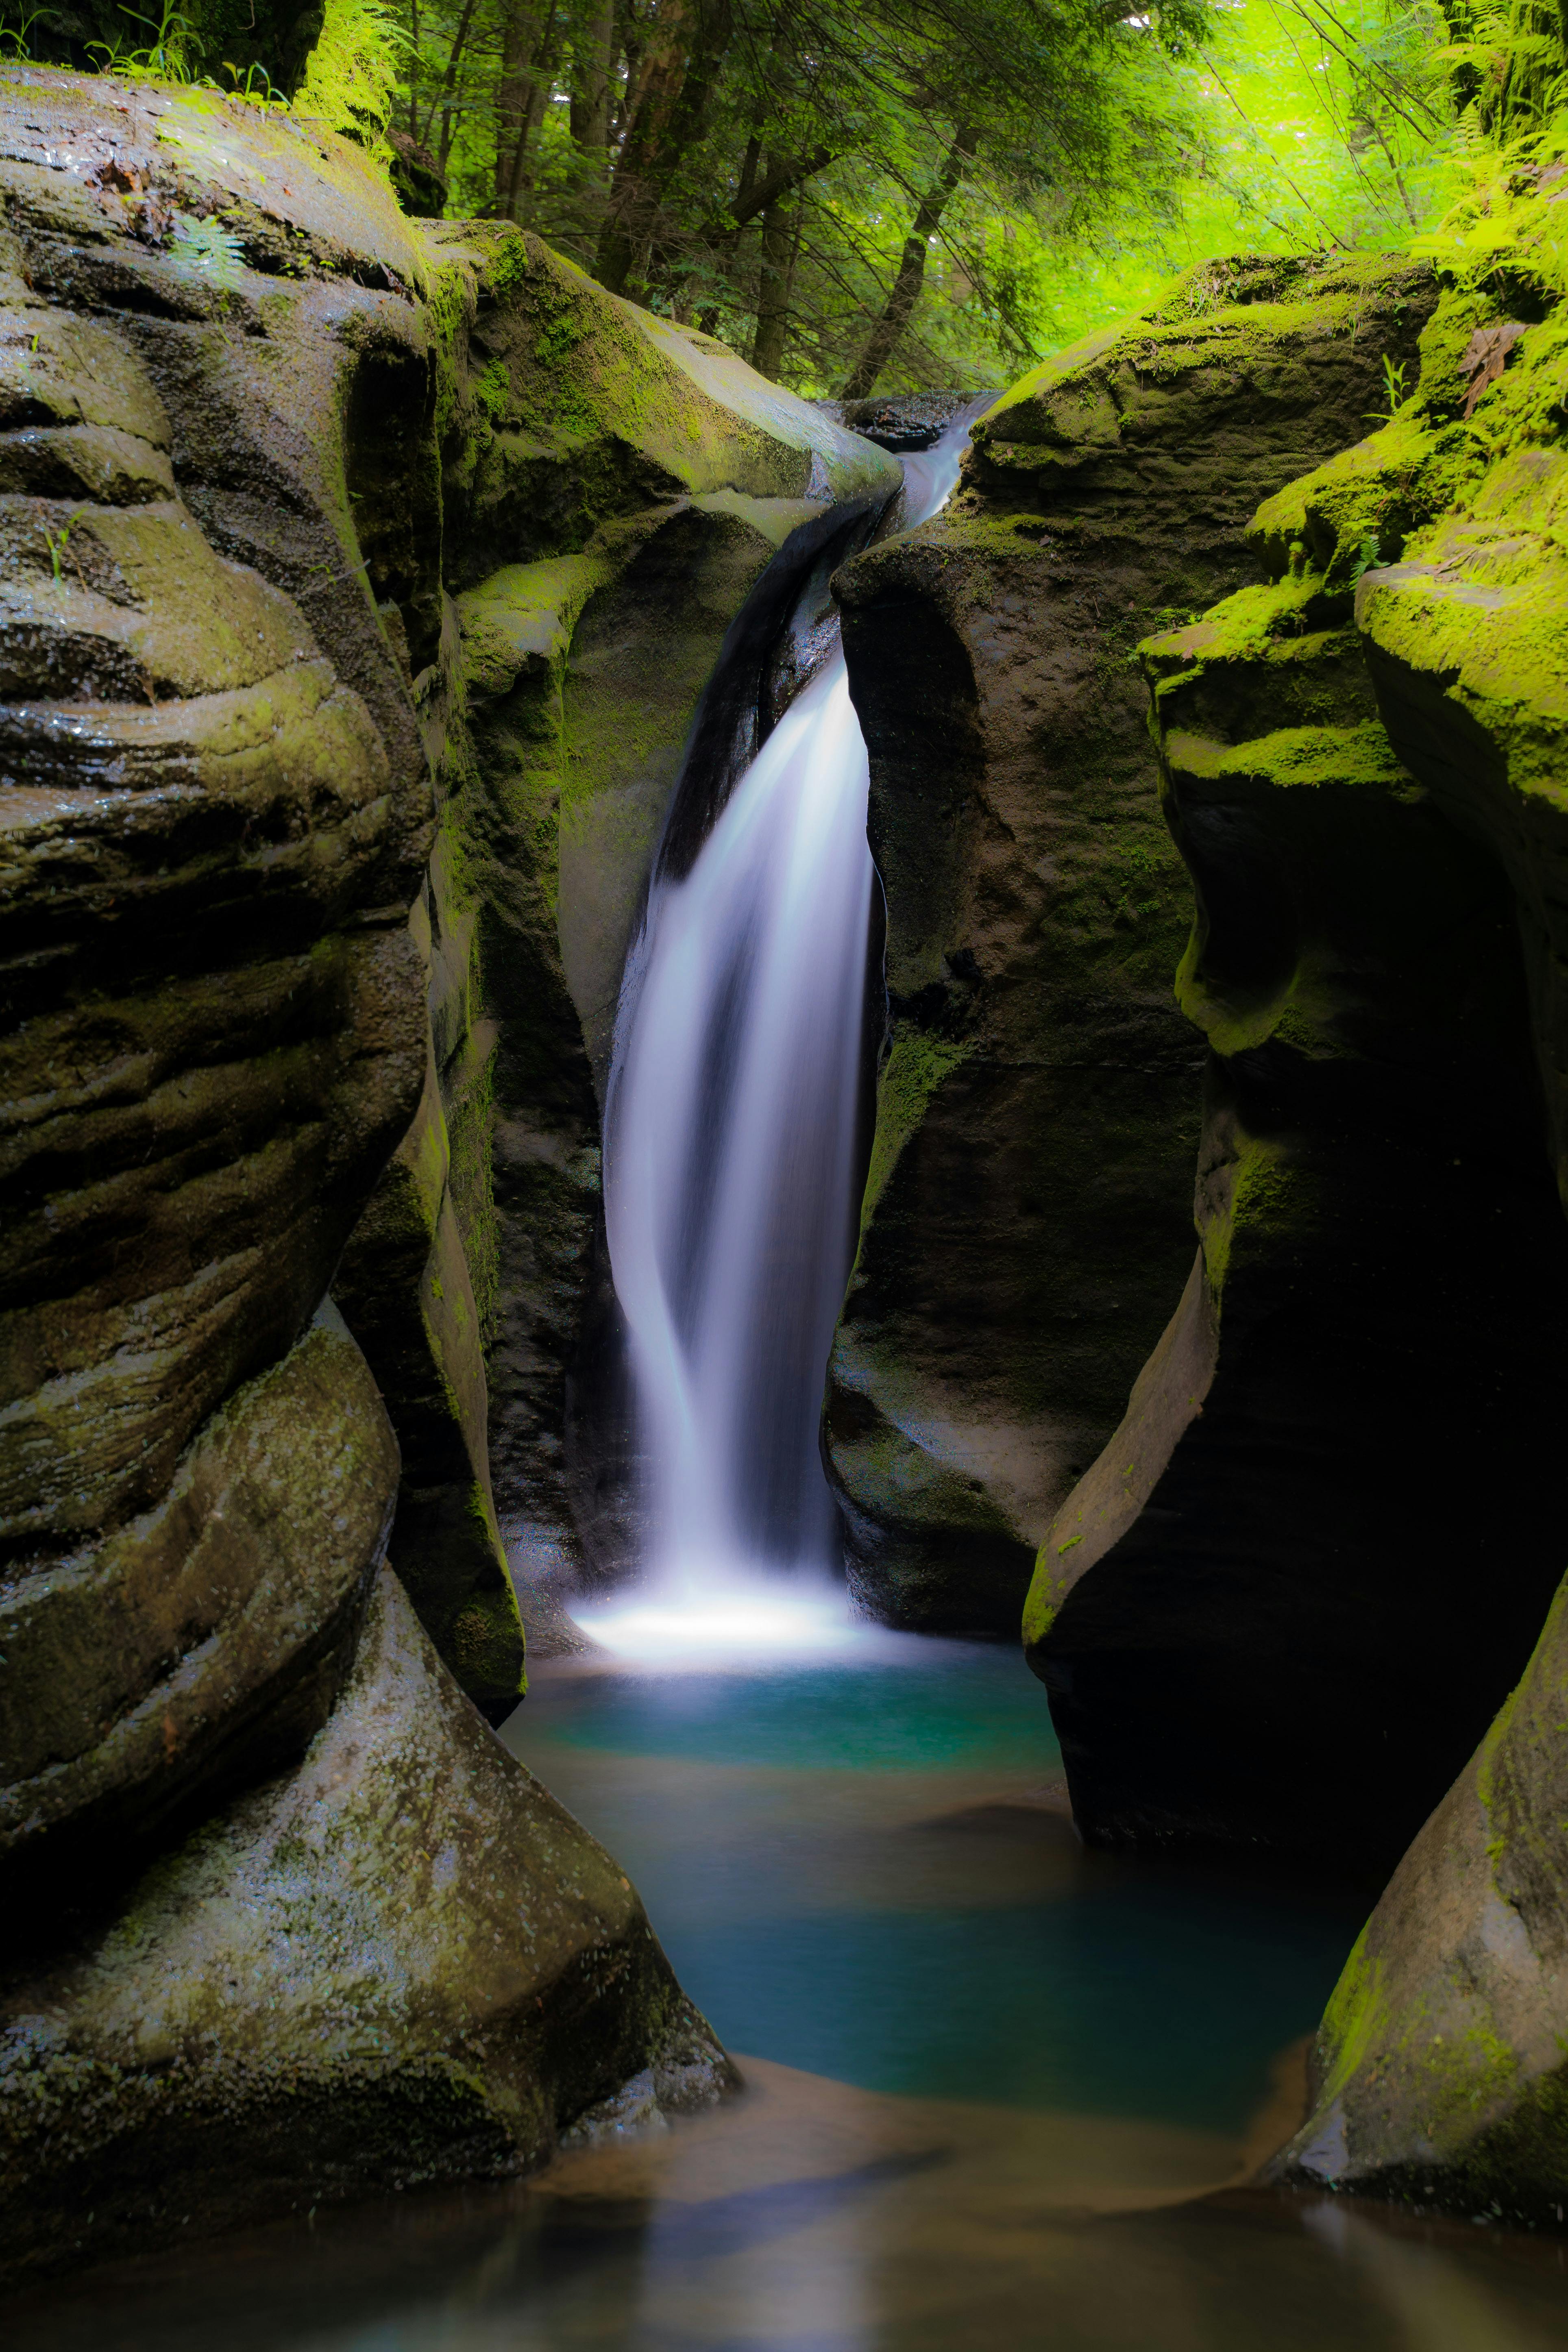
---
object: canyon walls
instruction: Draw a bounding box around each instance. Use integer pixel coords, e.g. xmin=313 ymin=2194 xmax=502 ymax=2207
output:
xmin=0 ymin=64 xmax=890 ymax=2279
xmin=1015 ymin=174 xmax=1568 ymax=2216
xmin=834 ymin=254 xmax=1435 ymax=1633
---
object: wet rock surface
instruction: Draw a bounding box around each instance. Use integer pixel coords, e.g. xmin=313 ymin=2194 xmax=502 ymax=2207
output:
xmin=831 ymin=253 xmax=1435 ymax=1634
xmin=0 ymin=63 xmax=889 ymax=2274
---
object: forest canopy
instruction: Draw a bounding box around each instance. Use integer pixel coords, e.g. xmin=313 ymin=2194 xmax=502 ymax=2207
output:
xmin=2 ymin=0 xmax=1550 ymax=391
xmin=391 ymin=0 xmax=1466 ymax=391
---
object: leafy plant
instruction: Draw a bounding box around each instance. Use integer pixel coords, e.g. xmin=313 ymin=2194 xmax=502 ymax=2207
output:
xmin=295 ymin=0 xmax=406 ymax=143
xmin=170 ymin=212 xmax=247 ymax=292
xmin=86 ymin=0 xmax=204 ymax=83
xmin=1365 ymin=352 xmax=1409 ymax=421
xmin=1350 ymin=531 xmax=1385 ymax=582
xmin=38 ymin=510 xmax=78 ymax=585
xmin=0 ymin=3 xmax=51 ymax=60
xmin=219 ymin=58 xmax=287 ymax=109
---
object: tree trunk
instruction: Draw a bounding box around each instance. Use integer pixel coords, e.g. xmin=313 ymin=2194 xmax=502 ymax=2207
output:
xmin=571 ymin=0 xmax=615 ymax=150
xmin=749 ymin=184 xmax=799 ymax=380
xmin=841 ymin=125 xmax=977 ymax=400
xmin=594 ymin=0 xmax=733 ymax=296
xmin=496 ymin=2 xmax=559 ymax=221
xmin=425 ymin=0 xmax=477 ymax=163
xmin=493 ymin=0 xmax=542 ymax=213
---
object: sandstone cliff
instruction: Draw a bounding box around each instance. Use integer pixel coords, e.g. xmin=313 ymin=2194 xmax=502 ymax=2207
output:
xmin=1018 ymin=167 xmax=1568 ymax=2215
xmin=0 ymin=62 xmax=891 ymax=2279
xmin=832 ymin=253 xmax=1435 ymax=1633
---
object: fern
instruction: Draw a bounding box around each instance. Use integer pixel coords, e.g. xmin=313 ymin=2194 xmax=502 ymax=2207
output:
xmin=170 ymin=212 xmax=247 ymax=292
xmin=294 ymin=0 xmax=405 ymax=145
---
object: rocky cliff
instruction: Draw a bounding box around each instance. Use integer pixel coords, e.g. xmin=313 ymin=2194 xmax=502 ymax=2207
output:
xmin=1017 ymin=166 xmax=1568 ymax=2217
xmin=832 ymin=253 xmax=1435 ymax=1633
xmin=0 ymin=62 xmax=890 ymax=2280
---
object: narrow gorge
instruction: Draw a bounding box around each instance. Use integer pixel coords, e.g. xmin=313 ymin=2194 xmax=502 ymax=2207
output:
xmin=5 ymin=40 xmax=1568 ymax=2347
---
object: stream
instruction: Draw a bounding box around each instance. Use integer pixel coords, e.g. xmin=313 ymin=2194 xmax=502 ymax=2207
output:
xmin=11 ymin=1647 xmax=1568 ymax=2348
xmin=11 ymin=420 xmax=1568 ymax=2352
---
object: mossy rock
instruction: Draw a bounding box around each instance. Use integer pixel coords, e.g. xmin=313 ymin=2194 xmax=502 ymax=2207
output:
xmin=0 ymin=1568 xmax=734 ymax=2286
xmin=828 ymin=249 xmax=1436 ymax=1633
xmin=1269 ymin=1573 xmax=1568 ymax=2228
xmin=1023 ymin=228 xmax=1568 ymax=1915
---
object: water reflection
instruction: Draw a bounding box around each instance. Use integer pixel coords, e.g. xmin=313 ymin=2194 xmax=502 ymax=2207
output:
xmin=9 ymin=1651 xmax=1568 ymax=2348
xmin=9 ymin=2065 xmax=1567 ymax=2351
xmin=507 ymin=1651 xmax=1369 ymax=2132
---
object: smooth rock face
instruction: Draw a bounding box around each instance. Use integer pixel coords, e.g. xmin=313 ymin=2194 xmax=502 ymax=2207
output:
xmin=832 ymin=253 xmax=1435 ymax=1633
xmin=1019 ymin=179 xmax=1568 ymax=2219
xmin=2 ymin=1307 xmax=395 ymax=1874
xmin=0 ymin=1568 xmax=733 ymax=2281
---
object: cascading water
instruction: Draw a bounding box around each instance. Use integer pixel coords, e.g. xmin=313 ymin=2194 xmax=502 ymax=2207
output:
xmin=580 ymin=412 xmax=981 ymax=1657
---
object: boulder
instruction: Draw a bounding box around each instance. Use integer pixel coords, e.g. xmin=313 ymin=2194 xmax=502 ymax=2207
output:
xmin=0 ymin=1564 xmax=733 ymax=2283
xmin=1266 ymin=1572 xmax=1568 ymax=2227
xmin=832 ymin=253 xmax=1435 ymax=1632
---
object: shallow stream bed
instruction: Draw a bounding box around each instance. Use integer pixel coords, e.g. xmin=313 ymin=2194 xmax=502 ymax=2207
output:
xmin=11 ymin=1639 xmax=1568 ymax=2350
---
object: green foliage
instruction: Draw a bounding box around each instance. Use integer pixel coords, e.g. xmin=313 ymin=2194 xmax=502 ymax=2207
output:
xmin=170 ymin=209 xmax=248 ymax=287
xmin=37 ymin=508 xmax=78 ymax=582
xmin=85 ymin=0 xmax=205 ymax=80
xmin=1366 ymin=352 xmax=1409 ymax=420
xmin=380 ymin=0 xmax=1478 ymax=392
xmin=294 ymin=0 xmax=404 ymax=139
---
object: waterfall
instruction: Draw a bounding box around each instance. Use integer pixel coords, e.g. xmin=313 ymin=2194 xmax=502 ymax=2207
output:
xmin=584 ymin=411 xmax=980 ymax=1655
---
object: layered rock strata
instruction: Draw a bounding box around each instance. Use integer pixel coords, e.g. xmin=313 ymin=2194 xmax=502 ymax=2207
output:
xmin=832 ymin=253 xmax=1434 ymax=1631
xmin=0 ymin=63 xmax=887 ymax=2276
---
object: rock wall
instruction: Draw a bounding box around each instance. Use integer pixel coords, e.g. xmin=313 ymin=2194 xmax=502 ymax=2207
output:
xmin=358 ymin=231 xmax=894 ymax=1659
xmin=0 ymin=63 xmax=890 ymax=2279
xmin=1016 ymin=170 xmax=1568 ymax=2215
xmin=832 ymin=254 xmax=1433 ymax=1633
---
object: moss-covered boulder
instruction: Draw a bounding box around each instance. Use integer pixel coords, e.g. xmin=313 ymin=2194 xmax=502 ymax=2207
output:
xmin=831 ymin=253 xmax=1434 ymax=1633
xmin=1020 ymin=161 xmax=1568 ymax=2218
xmin=1266 ymin=1573 xmax=1568 ymax=2227
xmin=0 ymin=1563 xmax=732 ymax=2283
xmin=1023 ymin=253 xmax=1568 ymax=1875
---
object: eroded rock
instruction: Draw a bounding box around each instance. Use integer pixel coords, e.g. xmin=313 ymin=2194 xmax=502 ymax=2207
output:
xmin=832 ymin=252 xmax=1435 ymax=1632
xmin=0 ymin=66 xmax=752 ymax=2270
xmin=1268 ymin=1574 xmax=1568 ymax=2227
xmin=0 ymin=1566 xmax=734 ymax=2280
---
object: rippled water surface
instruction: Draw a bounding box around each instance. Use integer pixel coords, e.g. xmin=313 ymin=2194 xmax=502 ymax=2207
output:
xmin=10 ymin=1644 xmax=1568 ymax=2352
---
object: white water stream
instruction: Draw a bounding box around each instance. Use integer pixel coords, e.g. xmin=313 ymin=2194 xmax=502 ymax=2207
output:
xmin=581 ymin=415 xmax=979 ymax=1661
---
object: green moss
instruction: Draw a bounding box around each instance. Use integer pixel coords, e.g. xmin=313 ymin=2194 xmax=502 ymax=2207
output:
xmin=977 ymin=253 xmax=1425 ymax=462
xmin=1167 ymin=720 xmax=1413 ymax=795
xmin=1198 ymin=1132 xmax=1309 ymax=1296
xmin=447 ymin=1578 xmax=528 ymax=1702
xmin=444 ymin=1026 xmax=499 ymax=1346
xmin=856 ymin=1028 xmax=974 ymax=1250
xmin=293 ymin=0 xmax=400 ymax=144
